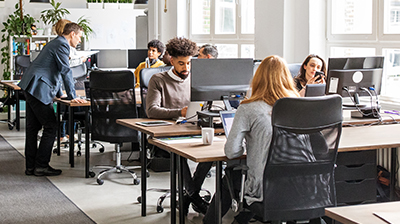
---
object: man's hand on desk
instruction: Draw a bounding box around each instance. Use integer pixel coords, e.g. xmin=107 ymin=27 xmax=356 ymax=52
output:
xmin=71 ymin=98 xmax=87 ymax=103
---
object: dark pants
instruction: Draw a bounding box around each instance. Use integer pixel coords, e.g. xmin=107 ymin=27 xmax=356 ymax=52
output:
xmin=24 ymin=92 xmax=57 ymax=169
xmin=203 ymin=169 xmax=254 ymax=224
xmin=182 ymin=160 xmax=213 ymax=196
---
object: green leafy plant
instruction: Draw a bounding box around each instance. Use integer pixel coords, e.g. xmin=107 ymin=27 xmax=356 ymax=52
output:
xmin=103 ymin=0 xmax=109 ymax=3
xmin=1 ymin=3 xmax=37 ymax=80
xmin=77 ymin=16 xmax=94 ymax=40
xmin=40 ymin=0 xmax=70 ymax=26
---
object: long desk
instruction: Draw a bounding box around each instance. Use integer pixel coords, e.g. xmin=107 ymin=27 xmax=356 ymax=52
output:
xmin=115 ymin=118 xmax=224 ymax=223
xmin=325 ymin=201 xmax=400 ymax=224
xmin=127 ymin=122 xmax=400 ymax=224
xmin=0 ymin=80 xmax=22 ymax=131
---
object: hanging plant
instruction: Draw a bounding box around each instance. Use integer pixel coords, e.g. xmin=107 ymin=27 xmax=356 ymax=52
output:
xmin=1 ymin=3 xmax=37 ymax=80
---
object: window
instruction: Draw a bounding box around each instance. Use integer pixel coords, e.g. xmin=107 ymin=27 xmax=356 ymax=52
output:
xmin=328 ymin=0 xmax=400 ymax=99
xmin=189 ymin=0 xmax=255 ymax=58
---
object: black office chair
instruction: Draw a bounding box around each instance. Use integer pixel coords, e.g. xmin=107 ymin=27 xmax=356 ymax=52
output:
xmin=14 ymin=55 xmax=31 ymax=80
xmin=88 ymin=70 xmax=141 ymax=185
xmin=229 ymin=95 xmax=342 ymax=224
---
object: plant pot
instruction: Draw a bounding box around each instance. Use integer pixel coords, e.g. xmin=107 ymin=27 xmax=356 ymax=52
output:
xmin=104 ymin=3 xmax=119 ymax=9
xmin=87 ymin=3 xmax=103 ymax=9
xmin=119 ymin=3 xmax=134 ymax=10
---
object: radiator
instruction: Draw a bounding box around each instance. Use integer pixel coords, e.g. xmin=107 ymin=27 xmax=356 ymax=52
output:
xmin=377 ymin=148 xmax=400 ymax=186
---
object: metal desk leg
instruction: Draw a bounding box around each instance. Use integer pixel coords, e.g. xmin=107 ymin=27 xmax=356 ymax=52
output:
xmin=171 ymin=153 xmax=177 ymax=224
xmin=15 ymin=90 xmax=20 ymax=131
xmin=85 ymin=107 xmax=90 ymax=178
xmin=7 ymin=87 xmax=11 ymax=127
xmin=390 ymin=147 xmax=398 ymax=201
xmin=69 ymin=106 xmax=74 ymax=167
xmin=56 ymin=103 xmax=61 ymax=156
xmin=178 ymin=155 xmax=185 ymax=224
xmin=141 ymin=132 xmax=147 ymax=216
xmin=216 ymin=161 xmax=222 ymax=224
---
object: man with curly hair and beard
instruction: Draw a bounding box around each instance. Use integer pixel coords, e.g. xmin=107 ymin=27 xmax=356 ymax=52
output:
xmin=146 ymin=37 xmax=212 ymax=216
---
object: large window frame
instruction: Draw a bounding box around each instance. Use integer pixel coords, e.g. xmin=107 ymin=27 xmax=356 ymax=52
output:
xmin=327 ymin=0 xmax=400 ymax=101
xmin=188 ymin=0 xmax=254 ymax=58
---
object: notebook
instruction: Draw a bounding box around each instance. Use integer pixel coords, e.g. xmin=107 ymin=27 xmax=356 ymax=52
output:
xmin=185 ymin=101 xmax=203 ymax=122
xmin=305 ymin=84 xmax=326 ymax=97
xmin=219 ymin=111 xmax=236 ymax=138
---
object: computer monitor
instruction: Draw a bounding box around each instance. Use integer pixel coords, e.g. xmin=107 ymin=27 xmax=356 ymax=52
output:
xmin=325 ymin=56 xmax=384 ymax=106
xmin=128 ymin=49 xmax=148 ymax=68
xmin=95 ymin=49 xmax=128 ymax=68
xmin=190 ymin=58 xmax=254 ymax=109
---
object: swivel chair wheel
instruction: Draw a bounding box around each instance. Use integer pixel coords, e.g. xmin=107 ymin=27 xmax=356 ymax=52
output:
xmin=77 ymin=151 xmax=82 ymax=157
xmin=133 ymin=179 xmax=140 ymax=185
xmin=97 ymin=179 xmax=104 ymax=185
xmin=8 ymin=123 xmax=14 ymax=130
xmin=156 ymin=205 xmax=164 ymax=213
xmin=137 ymin=196 xmax=142 ymax=203
xmin=89 ymin=171 xmax=96 ymax=178
xmin=99 ymin=147 xmax=104 ymax=153
xmin=52 ymin=149 xmax=57 ymax=154
xmin=203 ymin=195 xmax=211 ymax=202
xmin=92 ymin=144 xmax=97 ymax=148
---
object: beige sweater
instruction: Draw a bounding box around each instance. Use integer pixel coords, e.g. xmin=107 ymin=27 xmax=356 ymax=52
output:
xmin=146 ymin=71 xmax=190 ymax=119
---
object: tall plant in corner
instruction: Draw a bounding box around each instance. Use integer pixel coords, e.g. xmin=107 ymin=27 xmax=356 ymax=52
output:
xmin=1 ymin=3 xmax=37 ymax=80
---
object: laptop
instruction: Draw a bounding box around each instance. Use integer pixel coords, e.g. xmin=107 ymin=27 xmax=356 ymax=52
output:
xmin=219 ymin=111 xmax=236 ymax=138
xmin=305 ymin=84 xmax=326 ymax=97
xmin=185 ymin=101 xmax=203 ymax=122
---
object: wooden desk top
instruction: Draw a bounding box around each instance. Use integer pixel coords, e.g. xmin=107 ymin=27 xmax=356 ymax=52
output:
xmin=325 ymin=201 xmax=400 ymax=224
xmin=0 ymin=80 xmax=21 ymax=90
xmin=116 ymin=118 xmax=224 ymax=137
xmin=339 ymin=124 xmax=400 ymax=152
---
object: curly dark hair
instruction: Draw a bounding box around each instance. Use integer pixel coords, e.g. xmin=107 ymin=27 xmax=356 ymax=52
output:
xmin=166 ymin=37 xmax=197 ymax=58
xmin=148 ymin=39 xmax=165 ymax=56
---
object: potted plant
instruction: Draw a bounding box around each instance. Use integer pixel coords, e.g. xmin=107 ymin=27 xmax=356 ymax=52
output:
xmin=40 ymin=0 xmax=70 ymax=35
xmin=87 ymin=0 xmax=103 ymax=9
xmin=104 ymin=0 xmax=118 ymax=9
xmin=119 ymin=0 xmax=133 ymax=10
xmin=77 ymin=16 xmax=94 ymax=50
xmin=1 ymin=3 xmax=37 ymax=80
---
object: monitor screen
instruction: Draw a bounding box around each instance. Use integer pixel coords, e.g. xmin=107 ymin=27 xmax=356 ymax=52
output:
xmin=325 ymin=56 xmax=384 ymax=101
xmin=190 ymin=58 xmax=254 ymax=102
xmin=95 ymin=49 xmax=128 ymax=68
xmin=128 ymin=49 xmax=148 ymax=68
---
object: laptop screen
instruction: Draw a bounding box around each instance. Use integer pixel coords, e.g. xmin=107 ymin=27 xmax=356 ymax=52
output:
xmin=219 ymin=111 xmax=235 ymax=138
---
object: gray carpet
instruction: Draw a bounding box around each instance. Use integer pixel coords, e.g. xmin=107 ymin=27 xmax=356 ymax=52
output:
xmin=0 ymin=135 xmax=95 ymax=224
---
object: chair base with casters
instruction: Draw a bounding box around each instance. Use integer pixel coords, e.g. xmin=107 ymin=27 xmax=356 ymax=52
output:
xmin=90 ymin=143 xmax=141 ymax=185
xmin=137 ymin=188 xmax=212 ymax=213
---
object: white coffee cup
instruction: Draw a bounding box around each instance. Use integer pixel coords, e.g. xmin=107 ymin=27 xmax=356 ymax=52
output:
xmin=202 ymin=127 xmax=214 ymax=145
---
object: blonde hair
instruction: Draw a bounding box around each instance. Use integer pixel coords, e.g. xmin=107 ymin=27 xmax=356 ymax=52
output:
xmin=242 ymin=55 xmax=300 ymax=106
xmin=55 ymin=19 xmax=71 ymax=36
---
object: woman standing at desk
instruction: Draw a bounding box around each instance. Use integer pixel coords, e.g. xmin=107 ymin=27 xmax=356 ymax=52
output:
xmin=203 ymin=55 xmax=300 ymax=224
xmin=294 ymin=54 xmax=327 ymax=97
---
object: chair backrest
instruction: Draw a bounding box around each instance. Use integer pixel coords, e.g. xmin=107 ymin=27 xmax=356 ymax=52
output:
xmin=139 ymin=66 xmax=172 ymax=118
xmin=71 ymin=63 xmax=88 ymax=90
xmin=14 ymin=55 xmax=31 ymax=80
xmin=287 ymin=63 xmax=302 ymax=78
xmin=89 ymin=70 xmax=139 ymax=143
xmin=250 ymin=95 xmax=342 ymax=222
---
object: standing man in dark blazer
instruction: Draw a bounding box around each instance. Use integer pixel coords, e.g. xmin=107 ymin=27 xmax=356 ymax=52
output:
xmin=19 ymin=23 xmax=86 ymax=176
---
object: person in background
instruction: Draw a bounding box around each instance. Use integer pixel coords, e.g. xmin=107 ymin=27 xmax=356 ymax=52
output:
xmin=146 ymin=37 xmax=212 ymax=215
xmin=203 ymin=55 xmax=300 ymax=224
xmin=134 ymin=39 xmax=166 ymax=87
xmin=162 ymin=50 xmax=172 ymax=66
xmin=18 ymin=23 xmax=87 ymax=177
xmin=294 ymin=54 xmax=327 ymax=97
xmin=55 ymin=19 xmax=87 ymax=67
xmin=197 ymin=44 xmax=218 ymax=59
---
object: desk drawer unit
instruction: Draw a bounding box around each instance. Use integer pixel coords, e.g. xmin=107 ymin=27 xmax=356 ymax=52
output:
xmin=335 ymin=150 xmax=377 ymax=205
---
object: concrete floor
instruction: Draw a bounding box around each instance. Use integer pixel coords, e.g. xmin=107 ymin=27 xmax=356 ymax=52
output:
xmin=0 ymin=113 xmax=241 ymax=224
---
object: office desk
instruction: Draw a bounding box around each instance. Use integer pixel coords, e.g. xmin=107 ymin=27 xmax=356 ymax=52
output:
xmin=144 ymin=123 xmax=400 ymax=224
xmin=325 ymin=201 xmax=400 ymax=224
xmin=115 ymin=118 xmax=224 ymax=223
xmin=54 ymin=95 xmax=91 ymax=178
xmin=0 ymin=80 xmax=22 ymax=131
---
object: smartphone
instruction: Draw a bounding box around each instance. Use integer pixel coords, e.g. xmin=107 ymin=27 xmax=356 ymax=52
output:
xmin=314 ymin=71 xmax=324 ymax=82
